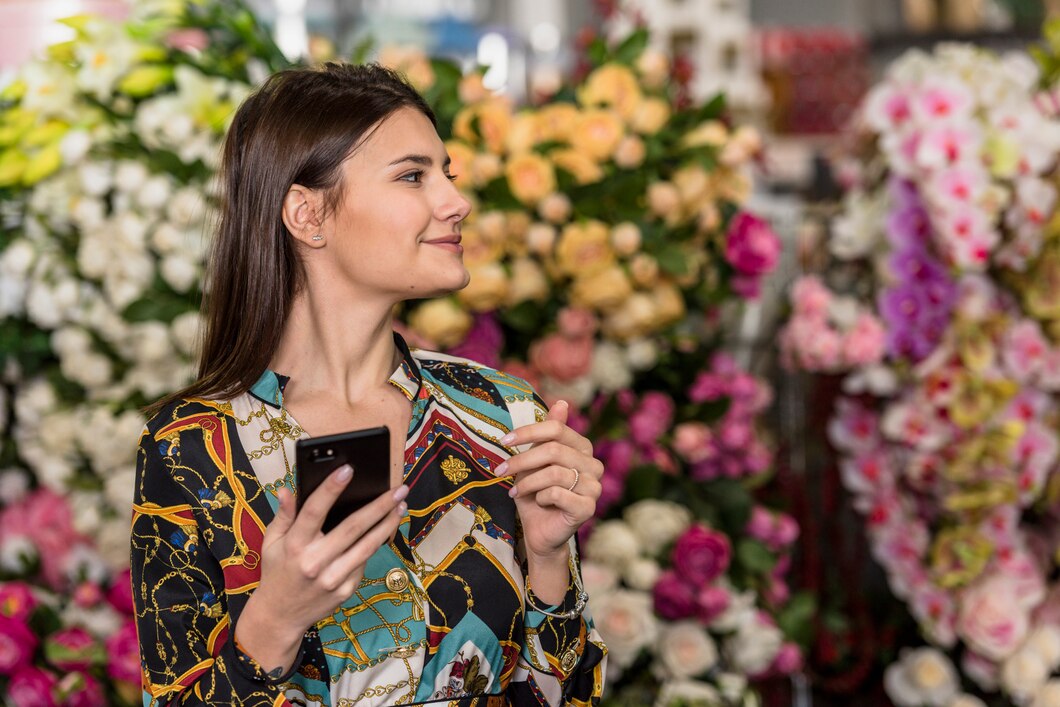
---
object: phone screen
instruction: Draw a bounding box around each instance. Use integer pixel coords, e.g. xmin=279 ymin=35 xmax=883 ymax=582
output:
xmin=294 ymin=426 xmax=391 ymax=533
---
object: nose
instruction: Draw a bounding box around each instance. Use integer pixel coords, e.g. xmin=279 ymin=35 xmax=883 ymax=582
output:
xmin=437 ymin=175 xmax=472 ymax=225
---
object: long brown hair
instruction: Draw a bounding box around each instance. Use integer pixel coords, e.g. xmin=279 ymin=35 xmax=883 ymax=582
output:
xmin=147 ymin=62 xmax=435 ymax=417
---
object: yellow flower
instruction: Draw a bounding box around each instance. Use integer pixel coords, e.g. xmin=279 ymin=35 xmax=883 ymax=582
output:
xmin=458 ymin=262 xmax=510 ymax=311
xmin=630 ymin=98 xmax=671 ymax=134
xmin=651 ymin=282 xmax=686 ymax=327
xmin=630 ymin=253 xmax=660 ymax=287
xmin=635 ymin=49 xmax=670 ymax=89
xmin=930 ymin=526 xmax=993 ymax=589
xmin=118 ymin=65 xmax=174 ymax=97
xmin=551 ymin=148 xmax=604 ymax=185
xmin=611 ymin=222 xmax=642 ymax=256
xmin=407 ymin=298 xmax=472 ymax=348
xmin=458 ymin=72 xmax=489 ymax=104
xmin=23 ymin=119 xmax=68 ymax=148
xmin=454 ymin=97 xmax=512 ymax=154
xmin=505 ymin=152 xmax=556 ymax=205
xmin=1 ymin=79 xmax=25 ymax=101
xmin=613 ymin=135 xmax=646 ymax=169
xmin=647 ymin=181 xmax=682 ymax=219
xmin=602 ymin=292 xmax=657 ymax=340
xmin=444 ymin=140 xmax=475 ymax=190
xmin=471 ymin=152 xmax=503 ymax=186
xmin=556 ymin=220 xmax=615 ymax=277
xmin=577 ymin=63 xmax=642 ymax=120
xmin=713 ymin=167 xmax=753 ymax=205
xmin=570 ymin=265 xmax=632 ymax=312
xmin=0 ymin=149 xmax=28 ymax=187
xmin=683 ymin=120 xmax=729 ymax=148
xmin=22 ymin=144 xmax=62 ymax=185
xmin=569 ymin=109 xmax=625 ymax=162
xmin=378 ymin=46 xmax=435 ymax=91
xmin=506 ymin=112 xmax=546 ymax=154
xmin=504 ymin=210 xmax=532 ymax=255
xmin=984 ymin=132 xmax=1021 ymax=179
xmin=507 ymin=257 xmax=550 ymax=305
xmin=673 ymin=165 xmax=712 ymax=206
xmin=538 ymin=102 xmax=580 ymax=142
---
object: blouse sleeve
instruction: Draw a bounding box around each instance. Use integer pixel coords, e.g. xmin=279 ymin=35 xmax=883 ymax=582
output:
xmin=503 ymin=389 xmax=608 ymax=705
xmin=131 ymin=425 xmax=307 ymax=707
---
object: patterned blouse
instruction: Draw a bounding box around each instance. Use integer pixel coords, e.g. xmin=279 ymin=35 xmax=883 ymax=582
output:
xmin=131 ymin=334 xmax=607 ymax=706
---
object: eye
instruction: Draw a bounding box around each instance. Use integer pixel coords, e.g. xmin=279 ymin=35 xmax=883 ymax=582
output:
xmin=399 ymin=170 xmax=423 ymax=183
xmin=446 ymin=173 xmax=458 ymax=182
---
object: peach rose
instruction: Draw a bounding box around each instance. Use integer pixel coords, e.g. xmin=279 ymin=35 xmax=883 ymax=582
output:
xmin=556 ymin=220 xmax=615 ymax=277
xmin=458 ymin=72 xmax=489 ymax=104
xmin=958 ymin=574 xmax=1031 ymax=661
xmin=506 ymin=112 xmax=546 ymax=154
xmin=683 ymin=120 xmax=729 ymax=148
xmin=673 ymin=165 xmax=712 ymax=206
xmin=444 ymin=140 xmax=475 ymax=190
xmin=537 ymin=102 xmax=580 ymax=142
xmin=476 ymin=210 xmax=507 ymax=242
xmin=454 ymin=97 xmax=512 ymax=154
xmin=529 ymin=333 xmax=594 ymax=382
xmin=578 ymin=63 xmax=642 ymax=120
xmin=698 ymin=203 xmax=722 ymax=232
xmin=506 ymin=258 xmax=549 ymax=305
xmin=557 ymin=307 xmax=599 ymax=338
xmin=603 ymin=293 xmax=657 ymax=340
xmin=613 ymin=135 xmax=646 ymax=169
xmin=611 ymin=222 xmax=641 ymax=256
xmin=571 ymin=266 xmax=633 ymax=311
xmin=505 ymin=152 xmax=556 ymax=205
xmin=630 ymin=253 xmax=660 ymax=287
xmin=551 ymin=148 xmax=604 ymax=185
xmin=631 ymin=97 xmax=671 ymax=134
xmin=525 ymin=222 xmax=557 ymax=255
xmin=715 ymin=167 xmax=753 ymax=204
xmin=459 ymin=223 xmax=504 ymax=268
xmin=569 ymin=109 xmax=625 ymax=162
xmin=635 ymin=49 xmax=670 ymax=89
xmin=407 ymin=298 xmax=472 ymax=348
xmin=471 ymin=152 xmax=503 ymax=186
xmin=457 ymin=262 xmax=509 ymax=312
xmin=648 ymin=181 xmax=682 ymax=218
xmin=652 ymin=283 xmax=687 ymax=328
xmin=720 ymin=125 xmax=763 ymax=166
xmin=537 ymin=192 xmax=571 ymax=224
xmin=378 ymin=46 xmax=434 ymax=91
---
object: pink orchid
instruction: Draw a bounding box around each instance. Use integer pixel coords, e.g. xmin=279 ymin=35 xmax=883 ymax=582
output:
xmin=915 ymin=122 xmax=982 ymax=171
xmin=1001 ymin=319 xmax=1048 ymax=382
xmin=913 ymin=80 xmax=975 ymax=124
xmin=864 ymin=84 xmax=915 ymax=132
xmin=911 ymin=582 xmax=958 ymax=647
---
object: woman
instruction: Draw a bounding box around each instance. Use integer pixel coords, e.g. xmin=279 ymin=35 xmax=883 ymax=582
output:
xmin=131 ymin=62 xmax=607 ymax=706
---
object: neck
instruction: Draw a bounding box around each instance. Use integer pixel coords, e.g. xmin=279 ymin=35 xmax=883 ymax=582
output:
xmin=270 ymin=282 xmax=400 ymax=408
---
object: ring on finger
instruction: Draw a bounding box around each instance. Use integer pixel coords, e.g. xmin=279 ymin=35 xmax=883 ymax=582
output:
xmin=566 ymin=467 xmax=580 ymax=492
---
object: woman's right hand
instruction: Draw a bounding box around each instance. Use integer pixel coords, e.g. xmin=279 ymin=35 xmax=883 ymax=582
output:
xmin=234 ymin=464 xmax=408 ymax=677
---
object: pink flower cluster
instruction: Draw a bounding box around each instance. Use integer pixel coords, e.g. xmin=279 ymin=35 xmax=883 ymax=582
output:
xmin=652 ymin=523 xmax=733 ymax=623
xmin=725 ymin=212 xmax=782 ymax=299
xmin=779 ymin=276 xmax=886 ymax=372
xmin=0 ymin=488 xmax=89 ymax=591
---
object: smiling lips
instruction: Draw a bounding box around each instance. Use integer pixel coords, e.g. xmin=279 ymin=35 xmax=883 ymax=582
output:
xmin=426 ymin=234 xmax=463 ymax=252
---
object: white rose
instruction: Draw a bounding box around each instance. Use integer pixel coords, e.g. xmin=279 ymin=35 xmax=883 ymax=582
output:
xmin=1025 ymin=625 xmax=1060 ymax=671
xmin=70 ymin=197 xmax=105 ymax=230
xmin=0 ymin=535 xmax=37 ymax=574
xmin=171 ymin=311 xmax=202 ymax=357
xmin=25 ymin=282 xmax=61 ymax=328
xmin=653 ymin=680 xmax=721 ymax=707
xmin=539 ymin=376 xmax=595 ymax=409
xmin=885 ymin=648 xmax=960 ymax=707
xmin=167 ymin=187 xmax=205 ymax=226
xmin=1001 ymin=649 xmax=1050 ymax=702
xmin=590 ymin=589 xmax=658 ymax=673
xmin=103 ymin=466 xmax=137 ymax=511
xmin=35 ymin=410 xmax=79 ymax=456
xmin=69 ymin=491 xmax=104 ymax=535
xmin=725 ymin=618 xmax=783 ymax=675
xmin=625 ymin=338 xmax=658 ymax=370
xmin=77 ymin=232 xmax=110 ymax=279
xmin=623 ymin=557 xmax=661 ymax=591
xmin=51 ymin=326 xmax=92 ymax=357
xmin=716 ymin=672 xmax=748 ymax=703
xmin=15 ymin=378 xmax=57 ymax=424
xmin=115 ymin=161 xmax=149 ymax=194
xmin=585 ymin=519 xmax=640 ymax=571
xmin=654 ymin=620 xmax=718 ymax=679
xmin=137 ymin=174 xmax=172 ymax=211
xmin=62 ymin=351 xmax=113 ymax=390
xmin=1 ymin=239 xmax=36 ymax=278
xmin=622 ymin=500 xmax=692 ymax=556
xmin=132 ymin=321 xmax=174 ymax=363
xmin=96 ymin=519 xmax=132 ymax=570
xmin=710 ymin=587 xmax=757 ymax=632
xmin=31 ymin=454 xmax=76 ymax=492
xmin=581 ymin=561 xmax=619 ymax=598
xmin=60 ymin=603 xmax=122 ymax=640
xmin=59 ymin=129 xmax=92 ymax=164
xmin=947 ymin=695 xmax=986 ymax=707
xmin=77 ymin=161 xmax=113 ymax=197
xmin=161 ymin=113 xmax=194 ymax=144
xmin=1033 ymin=680 xmax=1060 ymax=707
xmin=0 ymin=468 xmax=29 ymax=506
xmin=116 ymin=212 xmax=149 ymax=249
xmin=590 ymin=342 xmax=633 ymax=393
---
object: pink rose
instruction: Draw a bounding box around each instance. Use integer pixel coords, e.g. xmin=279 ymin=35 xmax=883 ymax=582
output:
xmin=528 ymin=333 xmax=593 ymax=382
xmin=672 ymin=422 xmax=713 ymax=464
xmin=725 ymin=212 xmax=780 ymax=276
xmin=0 ymin=615 xmax=37 ymax=675
xmin=730 ymin=274 xmax=762 ymax=299
xmin=44 ymin=627 xmax=97 ymax=671
xmin=689 ymin=371 xmax=727 ymax=403
xmin=791 ymin=276 xmax=832 ymax=318
xmin=6 ymin=666 xmax=57 ymax=707
xmin=0 ymin=583 xmax=37 ymax=622
xmin=696 ymin=584 xmax=730 ymax=624
xmin=556 ymin=307 xmax=598 ymax=338
xmin=107 ymin=570 xmax=134 ymax=616
xmin=770 ymin=642 xmax=804 ymax=675
xmin=961 ymin=649 xmax=999 ymax=692
xmin=774 ymin=514 xmax=799 ymax=547
xmin=58 ymin=671 xmax=105 ymax=707
xmin=841 ymin=313 xmax=886 ymax=366
xmin=164 ymin=28 xmax=209 ymax=53
xmin=629 ymin=392 xmax=675 ymax=446
xmin=104 ymin=620 xmax=140 ymax=685
xmin=597 ymin=473 xmax=624 ymax=516
xmin=672 ymin=524 xmax=731 ymax=587
xmin=72 ymin=583 xmax=104 ymax=609
xmin=746 ymin=506 xmax=775 ymax=545
xmin=765 ymin=578 xmax=790 ymax=605
xmin=1002 ymin=319 xmax=1048 ymax=382
xmin=717 ymin=417 xmax=752 ymax=450
xmin=652 ymin=570 xmax=697 ymax=620
xmin=957 ymin=574 xmax=1030 ymax=660
xmin=995 ymin=546 xmax=1046 ymax=609
xmin=0 ymin=489 xmax=83 ymax=591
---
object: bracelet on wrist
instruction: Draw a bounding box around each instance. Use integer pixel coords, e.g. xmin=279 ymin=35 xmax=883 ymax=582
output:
xmin=524 ymin=553 xmax=588 ymax=620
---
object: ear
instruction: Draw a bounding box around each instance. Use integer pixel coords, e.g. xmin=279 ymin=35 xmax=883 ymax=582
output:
xmin=281 ymin=184 xmax=325 ymax=247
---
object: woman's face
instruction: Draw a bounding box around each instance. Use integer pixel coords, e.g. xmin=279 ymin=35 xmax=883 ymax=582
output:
xmin=320 ymin=106 xmax=472 ymax=301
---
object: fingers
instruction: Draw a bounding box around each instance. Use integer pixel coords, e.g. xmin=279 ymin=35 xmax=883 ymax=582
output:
xmin=499 ymin=442 xmax=603 ymax=481
xmin=528 ymin=485 xmax=597 ymax=521
xmin=502 ymin=417 xmax=593 ymax=455
xmin=546 ymin=400 xmax=570 ymax=425
xmin=267 ymin=486 xmax=297 ymax=538
xmin=508 ymin=464 xmax=601 ymax=501
xmin=309 ymin=484 xmax=409 ymax=566
xmin=286 ymin=464 xmax=354 ymax=545
xmin=317 ymin=503 xmax=407 ymax=596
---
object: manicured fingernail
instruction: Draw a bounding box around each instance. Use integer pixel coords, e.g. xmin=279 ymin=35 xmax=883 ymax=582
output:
xmin=396 ymin=501 xmax=407 ymax=516
xmin=500 ymin=432 xmax=516 ymax=445
xmin=393 ymin=484 xmax=409 ymax=502
xmin=335 ymin=465 xmax=353 ymax=483
xmin=495 ymin=462 xmax=509 ymax=476
xmin=508 ymin=485 xmax=518 ymax=498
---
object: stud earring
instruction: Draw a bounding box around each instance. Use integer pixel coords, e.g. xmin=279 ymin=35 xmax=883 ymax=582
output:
xmin=311 ymin=234 xmax=324 ymax=241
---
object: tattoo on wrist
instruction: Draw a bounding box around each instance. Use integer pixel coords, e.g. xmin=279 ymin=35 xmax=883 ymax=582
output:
xmin=265 ymin=666 xmax=284 ymax=679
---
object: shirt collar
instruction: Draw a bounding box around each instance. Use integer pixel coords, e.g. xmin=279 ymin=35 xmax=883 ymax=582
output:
xmin=249 ymin=331 xmax=422 ymax=410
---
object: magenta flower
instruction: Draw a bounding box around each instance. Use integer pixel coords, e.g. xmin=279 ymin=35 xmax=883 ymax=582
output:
xmin=0 ymin=583 xmax=37 ymax=623
xmin=671 ymin=523 xmax=731 ymax=587
xmin=106 ymin=569 xmax=135 ymax=616
xmin=652 ymin=570 xmax=697 ymax=620
xmin=0 ymin=615 xmax=37 ymax=675
xmin=629 ymin=392 xmax=674 ymax=446
xmin=724 ymin=212 xmax=781 ymax=276
xmin=58 ymin=671 xmax=105 ymax=707
xmin=446 ymin=313 xmax=504 ymax=369
xmin=103 ymin=620 xmax=140 ymax=685
xmin=44 ymin=627 xmax=98 ymax=672
xmin=695 ymin=584 xmax=731 ymax=624
xmin=6 ymin=666 xmax=58 ymax=707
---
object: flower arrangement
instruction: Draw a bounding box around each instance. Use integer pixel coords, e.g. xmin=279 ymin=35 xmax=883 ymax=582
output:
xmin=780 ymin=39 xmax=1060 ymax=705
xmin=0 ymin=0 xmax=798 ymax=703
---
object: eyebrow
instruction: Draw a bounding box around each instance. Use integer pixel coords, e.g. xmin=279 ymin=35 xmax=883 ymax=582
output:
xmin=388 ymin=153 xmax=452 ymax=169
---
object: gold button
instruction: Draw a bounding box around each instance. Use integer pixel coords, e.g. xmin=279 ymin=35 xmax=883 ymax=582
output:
xmin=560 ymin=647 xmax=578 ymax=673
xmin=389 ymin=646 xmax=417 ymax=659
xmin=385 ymin=567 xmax=410 ymax=593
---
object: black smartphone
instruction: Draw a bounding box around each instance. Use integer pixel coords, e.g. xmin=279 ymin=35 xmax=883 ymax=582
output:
xmin=295 ymin=426 xmax=391 ymax=534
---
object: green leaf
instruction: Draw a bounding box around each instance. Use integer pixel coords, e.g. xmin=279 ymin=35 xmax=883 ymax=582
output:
xmin=614 ymin=29 xmax=650 ymax=65
xmin=656 ymin=245 xmax=689 ymax=276
xmin=624 ymin=464 xmax=661 ymax=502
xmin=587 ymin=37 xmax=609 ymax=66
xmin=776 ymin=592 xmax=817 ymax=648
xmin=736 ymin=537 xmax=776 ymax=575
xmin=704 ymin=478 xmax=752 ymax=532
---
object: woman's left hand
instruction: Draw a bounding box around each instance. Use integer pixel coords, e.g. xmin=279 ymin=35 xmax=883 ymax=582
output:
xmin=497 ymin=400 xmax=603 ymax=561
